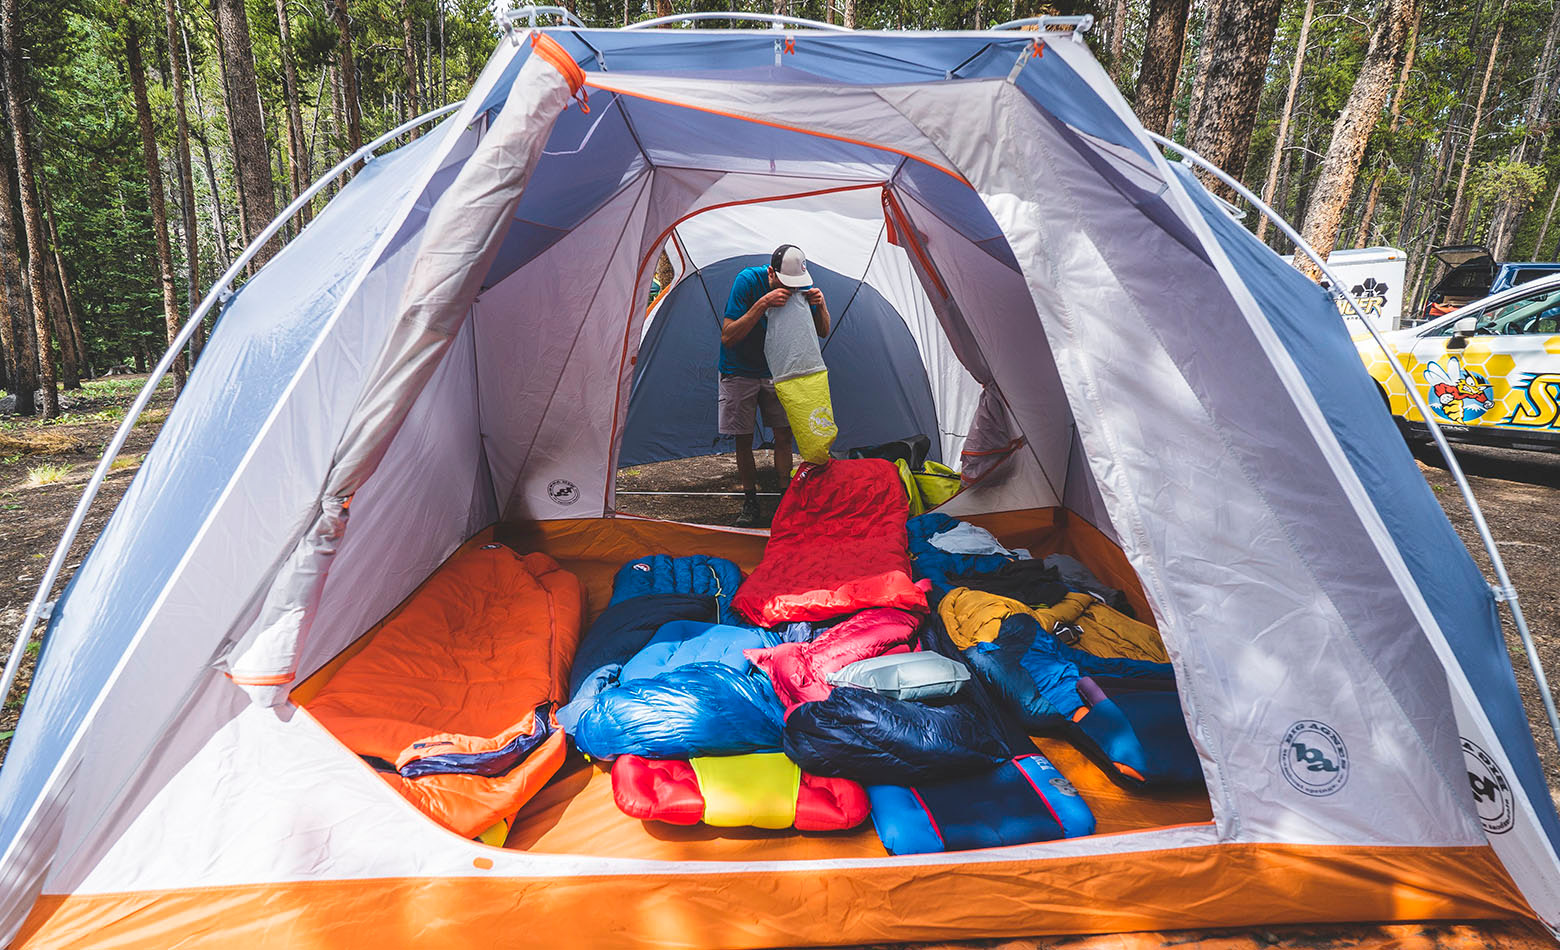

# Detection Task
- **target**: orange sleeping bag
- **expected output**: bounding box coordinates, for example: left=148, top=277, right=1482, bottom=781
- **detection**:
left=306, top=542, right=584, bottom=838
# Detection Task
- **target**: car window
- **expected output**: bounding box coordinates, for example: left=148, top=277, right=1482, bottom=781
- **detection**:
left=1510, top=268, right=1557, bottom=287
left=1487, top=286, right=1560, bottom=334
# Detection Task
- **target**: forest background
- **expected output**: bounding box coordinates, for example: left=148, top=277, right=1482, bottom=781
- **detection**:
left=0, top=0, right=1557, bottom=413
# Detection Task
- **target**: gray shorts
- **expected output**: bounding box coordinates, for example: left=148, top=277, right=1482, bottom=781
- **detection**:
left=717, top=374, right=786, bottom=436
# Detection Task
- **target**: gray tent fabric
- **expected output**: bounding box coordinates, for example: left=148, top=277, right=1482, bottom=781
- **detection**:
left=222, top=48, right=578, bottom=706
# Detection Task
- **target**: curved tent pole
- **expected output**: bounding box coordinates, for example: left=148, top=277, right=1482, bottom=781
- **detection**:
left=494, top=5, right=587, bottom=29
left=0, top=101, right=466, bottom=725
left=1143, top=129, right=1560, bottom=752
left=621, top=12, right=851, bottom=32
left=988, top=14, right=1094, bottom=32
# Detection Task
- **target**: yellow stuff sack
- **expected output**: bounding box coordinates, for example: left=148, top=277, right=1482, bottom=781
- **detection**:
left=774, top=369, right=837, bottom=463
left=690, top=753, right=802, bottom=829
left=913, top=461, right=962, bottom=509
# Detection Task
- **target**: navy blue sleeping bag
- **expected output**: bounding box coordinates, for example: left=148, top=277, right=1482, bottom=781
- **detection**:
left=783, top=686, right=1013, bottom=784
left=867, top=754, right=1095, bottom=854
left=906, top=514, right=1019, bottom=604
left=611, top=555, right=747, bottom=626
left=965, top=614, right=1201, bottom=787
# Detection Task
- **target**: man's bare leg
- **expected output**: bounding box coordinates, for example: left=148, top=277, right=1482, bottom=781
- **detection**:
left=772, top=428, right=793, bottom=490
left=735, top=434, right=761, bottom=527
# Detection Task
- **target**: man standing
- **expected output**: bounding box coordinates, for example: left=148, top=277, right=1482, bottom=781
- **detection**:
left=719, top=244, right=830, bottom=527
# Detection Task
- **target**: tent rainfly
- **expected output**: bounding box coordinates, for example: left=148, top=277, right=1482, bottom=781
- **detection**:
left=2, top=15, right=1558, bottom=950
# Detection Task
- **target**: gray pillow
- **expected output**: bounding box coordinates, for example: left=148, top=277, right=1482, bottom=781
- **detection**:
left=825, top=652, right=970, bottom=702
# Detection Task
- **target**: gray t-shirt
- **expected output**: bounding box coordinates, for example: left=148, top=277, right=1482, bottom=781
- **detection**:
left=763, top=293, right=826, bottom=383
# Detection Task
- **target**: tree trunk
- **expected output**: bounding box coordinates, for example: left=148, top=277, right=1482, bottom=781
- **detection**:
left=844, top=0, right=856, bottom=29
left=38, top=176, right=87, bottom=381
left=1, top=0, right=57, bottom=416
left=183, top=0, right=233, bottom=292
left=126, top=9, right=187, bottom=393
left=1297, top=0, right=1414, bottom=276
left=1485, top=0, right=1560, bottom=258
left=333, top=0, right=363, bottom=161
left=1255, top=0, right=1315, bottom=242
left=1354, top=3, right=1420, bottom=248
left=1442, top=1, right=1507, bottom=244
left=1184, top=0, right=1222, bottom=137
left=1133, top=0, right=1192, bottom=134
left=0, top=124, right=36, bottom=414
left=401, top=5, right=421, bottom=137
left=275, top=0, right=312, bottom=232
left=1109, top=0, right=1127, bottom=81
left=212, top=0, right=281, bottom=270
left=1187, top=0, right=1284, bottom=196
left=166, top=0, right=202, bottom=364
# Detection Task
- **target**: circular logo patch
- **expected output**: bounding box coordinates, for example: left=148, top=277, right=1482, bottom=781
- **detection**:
left=1280, top=720, right=1349, bottom=797
left=807, top=406, right=834, bottom=438
left=1049, top=776, right=1079, bottom=798
left=1462, top=737, right=1514, bottom=835
left=546, top=479, right=579, bottom=507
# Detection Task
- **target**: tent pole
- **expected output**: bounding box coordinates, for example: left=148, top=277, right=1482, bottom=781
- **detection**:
left=620, top=11, right=850, bottom=31
left=0, top=101, right=466, bottom=730
left=1144, top=130, right=1560, bottom=753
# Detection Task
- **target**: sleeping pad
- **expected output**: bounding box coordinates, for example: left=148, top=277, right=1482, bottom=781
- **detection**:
left=732, top=459, right=928, bottom=626
left=783, top=686, right=1012, bottom=785
left=566, top=620, right=785, bottom=759
left=745, top=607, right=921, bottom=714
left=764, top=291, right=837, bottom=463
left=964, top=614, right=1201, bottom=788
left=611, top=753, right=869, bottom=831
left=305, top=542, right=583, bottom=838
left=867, top=755, right=1095, bottom=854
left=940, top=587, right=1167, bottom=664
left=609, top=555, right=745, bottom=626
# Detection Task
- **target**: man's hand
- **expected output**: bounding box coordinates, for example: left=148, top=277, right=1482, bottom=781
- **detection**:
left=758, top=288, right=793, bottom=310
left=804, top=288, right=824, bottom=308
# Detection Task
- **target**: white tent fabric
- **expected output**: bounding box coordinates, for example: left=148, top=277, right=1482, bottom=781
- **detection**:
left=3, top=25, right=1558, bottom=948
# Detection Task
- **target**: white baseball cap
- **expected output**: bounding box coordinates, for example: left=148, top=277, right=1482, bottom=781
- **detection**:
left=770, top=244, right=813, bottom=288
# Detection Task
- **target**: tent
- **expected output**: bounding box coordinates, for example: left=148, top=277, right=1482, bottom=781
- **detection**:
left=2, top=17, right=1558, bottom=949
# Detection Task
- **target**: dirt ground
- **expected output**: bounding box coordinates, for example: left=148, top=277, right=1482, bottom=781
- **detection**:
left=1, top=383, right=1559, bottom=948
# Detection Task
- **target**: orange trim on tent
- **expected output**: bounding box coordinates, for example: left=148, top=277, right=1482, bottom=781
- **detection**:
left=582, top=77, right=970, bottom=184
left=13, top=844, right=1534, bottom=950
left=528, top=32, right=586, bottom=93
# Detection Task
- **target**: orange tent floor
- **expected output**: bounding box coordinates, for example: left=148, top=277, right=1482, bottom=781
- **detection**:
left=504, top=737, right=1213, bottom=860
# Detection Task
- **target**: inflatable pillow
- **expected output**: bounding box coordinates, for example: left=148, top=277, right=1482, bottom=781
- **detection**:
left=867, top=754, right=1094, bottom=854
left=610, top=556, right=746, bottom=626
left=733, top=459, right=928, bottom=626
left=611, top=753, right=869, bottom=831
left=964, top=614, right=1199, bottom=787
left=783, top=686, right=1012, bottom=785
left=571, top=663, right=785, bottom=761
left=744, top=607, right=921, bottom=714
left=827, top=652, right=969, bottom=702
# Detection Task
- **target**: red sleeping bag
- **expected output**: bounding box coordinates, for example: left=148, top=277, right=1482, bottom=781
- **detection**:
left=732, top=459, right=927, bottom=626
left=611, top=753, right=870, bottom=831
left=745, top=607, right=920, bottom=715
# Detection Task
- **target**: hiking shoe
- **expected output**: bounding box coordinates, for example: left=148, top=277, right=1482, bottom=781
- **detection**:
left=736, top=495, right=762, bottom=528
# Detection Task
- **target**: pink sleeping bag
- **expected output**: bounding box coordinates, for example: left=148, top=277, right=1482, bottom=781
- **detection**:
left=745, top=607, right=921, bottom=714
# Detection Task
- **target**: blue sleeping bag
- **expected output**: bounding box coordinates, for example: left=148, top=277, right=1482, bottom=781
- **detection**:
left=867, top=754, right=1095, bottom=854
left=564, top=619, right=782, bottom=758
left=965, top=614, right=1201, bottom=787
left=611, top=555, right=747, bottom=626
left=571, top=663, right=785, bottom=759
left=567, top=594, right=716, bottom=697
left=907, top=514, right=1022, bottom=604
left=783, top=686, right=1013, bottom=785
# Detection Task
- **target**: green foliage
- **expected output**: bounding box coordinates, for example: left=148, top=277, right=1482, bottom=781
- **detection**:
left=1470, top=160, right=1546, bottom=211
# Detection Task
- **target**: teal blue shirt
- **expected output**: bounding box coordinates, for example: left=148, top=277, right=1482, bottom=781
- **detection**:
left=720, top=266, right=771, bottom=378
